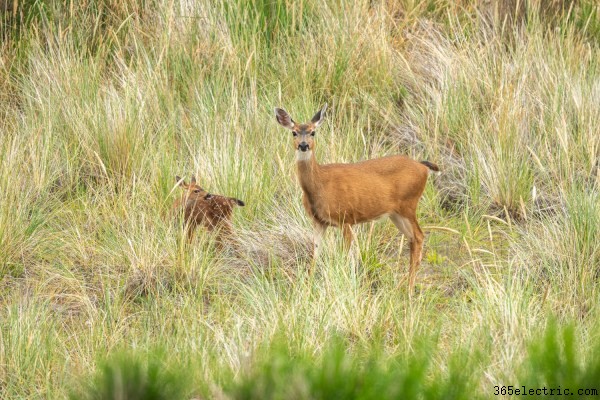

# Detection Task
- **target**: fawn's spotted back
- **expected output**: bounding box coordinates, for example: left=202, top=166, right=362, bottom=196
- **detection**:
left=173, top=175, right=245, bottom=242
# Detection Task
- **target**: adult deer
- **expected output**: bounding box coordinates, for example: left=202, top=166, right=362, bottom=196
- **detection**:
left=173, top=175, right=245, bottom=245
left=274, top=104, right=439, bottom=289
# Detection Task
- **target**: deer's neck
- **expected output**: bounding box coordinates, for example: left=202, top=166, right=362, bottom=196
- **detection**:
left=296, top=150, right=322, bottom=194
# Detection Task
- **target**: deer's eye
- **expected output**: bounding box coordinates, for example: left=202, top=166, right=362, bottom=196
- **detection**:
left=292, top=132, right=298, bottom=137
left=310, top=132, right=315, bottom=136
left=193, top=189, right=201, bottom=193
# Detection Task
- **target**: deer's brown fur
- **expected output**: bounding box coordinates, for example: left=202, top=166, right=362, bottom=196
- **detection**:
left=173, top=175, right=245, bottom=244
left=274, top=104, right=439, bottom=289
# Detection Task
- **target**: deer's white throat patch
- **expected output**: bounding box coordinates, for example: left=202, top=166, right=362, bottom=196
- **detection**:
left=296, top=149, right=312, bottom=162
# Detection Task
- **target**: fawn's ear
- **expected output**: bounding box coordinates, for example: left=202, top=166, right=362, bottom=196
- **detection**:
left=190, top=175, right=197, bottom=185
left=275, top=108, right=295, bottom=130
left=311, top=103, right=327, bottom=128
left=176, top=176, right=187, bottom=187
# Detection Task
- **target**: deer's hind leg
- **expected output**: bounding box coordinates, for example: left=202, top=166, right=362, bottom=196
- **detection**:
left=408, top=218, right=424, bottom=290
left=390, top=213, right=423, bottom=291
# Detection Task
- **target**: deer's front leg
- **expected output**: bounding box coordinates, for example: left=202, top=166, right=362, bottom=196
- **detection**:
left=342, top=224, right=354, bottom=249
left=185, top=223, right=197, bottom=243
left=312, top=220, right=327, bottom=259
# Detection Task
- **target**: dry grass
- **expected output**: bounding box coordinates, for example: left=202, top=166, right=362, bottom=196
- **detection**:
left=1, top=0, right=599, bottom=398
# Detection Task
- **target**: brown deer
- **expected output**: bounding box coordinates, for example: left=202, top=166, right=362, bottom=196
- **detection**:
left=274, top=104, right=439, bottom=289
left=173, top=175, right=245, bottom=245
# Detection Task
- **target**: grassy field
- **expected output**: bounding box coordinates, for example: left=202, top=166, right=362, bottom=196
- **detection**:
left=1, top=0, right=599, bottom=398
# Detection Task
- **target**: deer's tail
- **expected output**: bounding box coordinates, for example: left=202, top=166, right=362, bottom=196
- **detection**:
left=420, top=161, right=440, bottom=172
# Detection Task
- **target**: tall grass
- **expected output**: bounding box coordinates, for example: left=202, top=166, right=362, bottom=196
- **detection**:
left=1, top=0, right=599, bottom=397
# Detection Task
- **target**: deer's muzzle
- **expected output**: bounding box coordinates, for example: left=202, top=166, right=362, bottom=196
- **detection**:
left=298, top=143, right=309, bottom=152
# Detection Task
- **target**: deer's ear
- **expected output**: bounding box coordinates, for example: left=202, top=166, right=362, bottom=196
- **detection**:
left=176, top=176, right=187, bottom=187
left=190, top=175, right=197, bottom=184
left=311, top=103, right=327, bottom=128
left=275, top=108, right=295, bottom=130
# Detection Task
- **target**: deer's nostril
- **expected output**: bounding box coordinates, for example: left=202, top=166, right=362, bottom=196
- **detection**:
left=298, top=143, right=309, bottom=151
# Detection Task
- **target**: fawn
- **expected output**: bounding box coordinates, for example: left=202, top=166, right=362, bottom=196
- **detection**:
left=173, top=175, right=245, bottom=245
left=274, top=104, right=439, bottom=289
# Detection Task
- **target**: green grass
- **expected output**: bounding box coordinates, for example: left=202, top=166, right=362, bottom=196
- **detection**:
left=69, top=324, right=600, bottom=399
left=1, top=0, right=600, bottom=398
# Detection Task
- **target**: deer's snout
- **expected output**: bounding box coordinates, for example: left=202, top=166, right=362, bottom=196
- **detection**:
left=298, top=142, right=309, bottom=152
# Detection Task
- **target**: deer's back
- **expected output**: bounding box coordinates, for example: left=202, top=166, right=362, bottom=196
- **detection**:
left=307, top=156, right=429, bottom=224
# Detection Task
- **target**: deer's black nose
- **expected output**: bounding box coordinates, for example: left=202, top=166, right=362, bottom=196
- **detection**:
left=298, top=143, right=309, bottom=152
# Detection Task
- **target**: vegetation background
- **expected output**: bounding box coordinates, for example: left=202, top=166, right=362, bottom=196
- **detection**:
left=1, top=0, right=599, bottom=398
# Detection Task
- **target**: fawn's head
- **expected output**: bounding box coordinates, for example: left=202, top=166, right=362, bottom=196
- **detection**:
left=274, top=104, right=327, bottom=161
left=176, top=175, right=212, bottom=201
left=176, top=175, right=245, bottom=207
